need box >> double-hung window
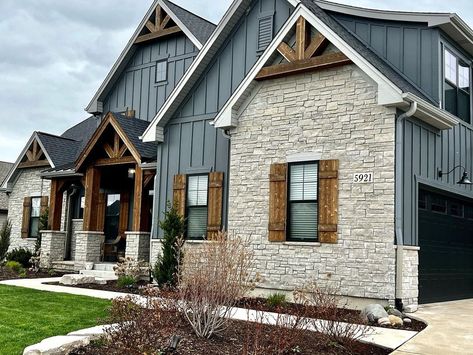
[186,175,208,239]
[288,162,318,241]
[29,197,41,238]
[444,48,471,123]
[156,60,168,83]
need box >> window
[186,175,208,239]
[104,194,120,241]
[431,195,447,214]
[288,162,318,241]
[449,201,464,218]
[156,60,168,83]
[29,197,41,238]
[443,48,471,123]
[418,190,427,210]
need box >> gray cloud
[0,0,472,163]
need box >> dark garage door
[418,189,473,304]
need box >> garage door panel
[418,189,473,304]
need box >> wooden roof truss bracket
[256,17,352,80]
[135,5,181,44]
[18,139,49,169]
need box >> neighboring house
[1,118,99,252]
[11,0,472,310]
[0,161,14,226]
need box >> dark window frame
[155,59,168,83]
[442,44,472,123]
[29,196,42,238]
[287,161,319,242]
[186,174,209,240]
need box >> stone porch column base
[395,245,420,312]
[73,231,104,270]
[125,232,151,262]
[39,231,66,269]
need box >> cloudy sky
[0,0,472,162]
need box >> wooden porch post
[83,166,101,231]
[49,179,64,230]
[132,165,144,232]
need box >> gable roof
[0,162,13,186]
[143,0,460,141]
[85,0,217,114]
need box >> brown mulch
[70,318,390,355]
[0,267,66,281]
[236,297,427,332]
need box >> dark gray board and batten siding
[401,116,473,246]
[154,0,295,237]
[103,34,199,122]
[331,13,440,104]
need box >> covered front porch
[40,112,157,271]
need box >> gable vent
[258,15,274,53]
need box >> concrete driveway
[392,299,473,355]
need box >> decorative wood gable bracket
[75,112,142,172]
[135,5,181,44]
[256,17,351,80]
[18,138,49,169]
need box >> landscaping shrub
[293,281,371,349]
[178,231,257,338]
[5,261,25,274]
[117,275,137,288]
[35,207,49,252]
[0,220,11,262]
[266,292,287,308]
[153,202,185,287]
[6,248,33,268]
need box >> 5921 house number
[353,172,374,183]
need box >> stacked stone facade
[8,168,51,251]
[398,246,419,307]
[227,65,397,303]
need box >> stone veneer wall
[70,219,83,260]
[399,246,419,307]
[8,168,51,251]
[227,64,397,302]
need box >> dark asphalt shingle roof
[163,0,216,45]
[36,132,80,168]
[301,0,436,105]
[111,113,158,160]
[0,162,13,185]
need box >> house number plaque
[353,172,374,183]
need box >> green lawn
[0,285,111,355]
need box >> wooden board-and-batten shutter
[207,172,224,240]
[318,160,339,243]
[268,163,287,242]
[173,174,187,218]
[40,196,49,215]
[21,197,32,238]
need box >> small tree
[0,220,12,262]
[153,202,185,287]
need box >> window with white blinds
[288,162,318,241]
[186,175,208,239]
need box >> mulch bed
[70,318,390,355]
[0,267,66,281]
[236,297,427,332]
[45,280,150,294]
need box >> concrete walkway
[1,278,418,350]
[0,277,129,299]
[392,299,473,355]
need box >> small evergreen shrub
[266,293,287,308]
[0,220,11,262]
[153,202,185,287]
[5,261,24,274]
[117,275,137,288]
[35,207,49,252]
[6,248,33,268]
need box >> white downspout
[395,101,417,309]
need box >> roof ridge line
[164,0,217,26]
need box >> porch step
[51,261,75,273]
[93,263,116,272]
[79,270,117,281]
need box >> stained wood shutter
[207,172,224,240]
[21,197,32,238]
[40,196,49,214]
[268,163,287,242]
[318,160,339,243]
[173,174,187,217]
